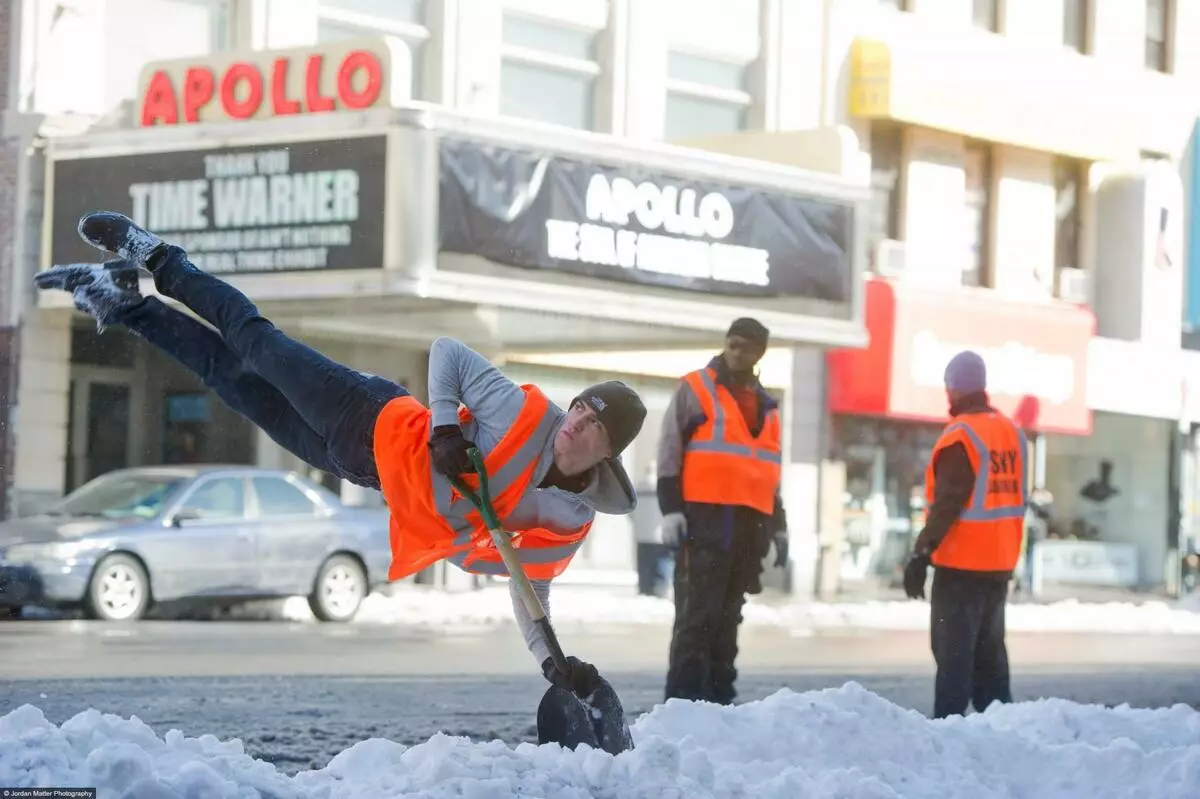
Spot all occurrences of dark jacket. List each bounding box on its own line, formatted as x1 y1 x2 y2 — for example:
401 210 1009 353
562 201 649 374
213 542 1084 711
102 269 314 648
656 356 787 554
913 391 1016 581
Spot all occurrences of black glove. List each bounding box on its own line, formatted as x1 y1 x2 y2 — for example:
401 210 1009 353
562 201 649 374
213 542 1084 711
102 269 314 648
772 530 789 568
428 424 475 478
903 553 930 600
542 655 600 697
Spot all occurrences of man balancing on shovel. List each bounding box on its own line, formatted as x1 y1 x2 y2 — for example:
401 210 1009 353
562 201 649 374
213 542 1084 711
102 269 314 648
35 211 648 754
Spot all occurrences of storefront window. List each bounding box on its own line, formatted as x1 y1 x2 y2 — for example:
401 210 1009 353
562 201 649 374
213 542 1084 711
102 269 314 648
500 14 601 131
663 52 752 140
833 416 943 583
317 0 429 101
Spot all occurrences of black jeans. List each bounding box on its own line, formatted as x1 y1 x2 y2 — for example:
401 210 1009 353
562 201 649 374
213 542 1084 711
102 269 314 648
115 245 408 489
929 567 1013 718
664 530 762 705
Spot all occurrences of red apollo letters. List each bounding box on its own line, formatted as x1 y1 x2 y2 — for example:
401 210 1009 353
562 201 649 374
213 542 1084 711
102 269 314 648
141 50 384 126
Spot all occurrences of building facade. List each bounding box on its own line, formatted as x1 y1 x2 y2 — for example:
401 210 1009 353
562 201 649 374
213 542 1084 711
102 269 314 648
2 0 872 595
817 0 1200 596
4 0 1200 597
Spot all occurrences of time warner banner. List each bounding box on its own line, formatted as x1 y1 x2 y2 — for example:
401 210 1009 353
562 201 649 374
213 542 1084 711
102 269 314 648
437 135 855 303
47 136 388 274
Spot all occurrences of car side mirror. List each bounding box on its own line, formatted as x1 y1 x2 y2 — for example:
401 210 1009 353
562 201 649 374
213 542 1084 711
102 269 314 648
170 509 202 527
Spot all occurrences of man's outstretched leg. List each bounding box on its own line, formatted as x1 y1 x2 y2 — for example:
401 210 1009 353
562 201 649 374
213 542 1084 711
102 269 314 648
34 259 341 479
76 212 405 484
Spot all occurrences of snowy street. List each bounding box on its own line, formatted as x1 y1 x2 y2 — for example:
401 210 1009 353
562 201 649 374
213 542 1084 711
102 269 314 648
2 605 1199 795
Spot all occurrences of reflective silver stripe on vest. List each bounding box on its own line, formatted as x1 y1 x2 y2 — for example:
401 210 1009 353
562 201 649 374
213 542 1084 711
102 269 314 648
446 533 587 575
684 369 781 464
946 421 1029 522
429 406 563 544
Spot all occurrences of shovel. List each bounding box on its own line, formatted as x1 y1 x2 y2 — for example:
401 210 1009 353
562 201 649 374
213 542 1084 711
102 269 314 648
448 447 635 755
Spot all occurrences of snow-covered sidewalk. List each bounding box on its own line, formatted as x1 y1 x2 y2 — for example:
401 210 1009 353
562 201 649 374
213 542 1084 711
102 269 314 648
3 682 1197 798
249 584 1200 635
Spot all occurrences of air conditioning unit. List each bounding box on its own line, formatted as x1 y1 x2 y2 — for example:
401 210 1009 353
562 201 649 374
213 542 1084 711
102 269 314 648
873 239 906 278
1055 267 1090 304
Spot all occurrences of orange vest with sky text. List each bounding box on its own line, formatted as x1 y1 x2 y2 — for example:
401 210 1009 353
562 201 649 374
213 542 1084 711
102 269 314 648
924 411 1029 572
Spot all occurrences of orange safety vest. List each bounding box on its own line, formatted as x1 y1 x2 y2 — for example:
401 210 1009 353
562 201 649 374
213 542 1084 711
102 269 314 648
372 384 592 582
680 367 782 515
924 410 1029 572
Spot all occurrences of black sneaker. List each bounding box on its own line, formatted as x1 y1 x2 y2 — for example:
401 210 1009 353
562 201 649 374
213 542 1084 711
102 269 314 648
77 211 165 268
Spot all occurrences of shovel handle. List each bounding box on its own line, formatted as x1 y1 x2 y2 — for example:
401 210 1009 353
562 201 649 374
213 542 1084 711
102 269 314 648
449 448 570 677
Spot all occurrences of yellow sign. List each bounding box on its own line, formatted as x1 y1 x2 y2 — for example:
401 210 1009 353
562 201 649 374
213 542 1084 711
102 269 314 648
848 38 891 118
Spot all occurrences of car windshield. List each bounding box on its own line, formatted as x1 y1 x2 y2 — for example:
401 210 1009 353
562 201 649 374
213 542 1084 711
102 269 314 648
52 473 187 520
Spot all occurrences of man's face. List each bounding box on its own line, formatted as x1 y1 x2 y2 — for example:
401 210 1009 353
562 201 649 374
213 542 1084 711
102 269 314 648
722 334 764 374
553 400 612 476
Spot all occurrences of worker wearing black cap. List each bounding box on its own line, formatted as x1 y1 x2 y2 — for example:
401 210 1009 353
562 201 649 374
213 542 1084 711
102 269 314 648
657 317 788 704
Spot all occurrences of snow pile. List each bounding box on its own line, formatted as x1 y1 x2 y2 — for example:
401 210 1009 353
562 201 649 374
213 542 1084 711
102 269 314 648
3 683 1199 798
253 584 1200 635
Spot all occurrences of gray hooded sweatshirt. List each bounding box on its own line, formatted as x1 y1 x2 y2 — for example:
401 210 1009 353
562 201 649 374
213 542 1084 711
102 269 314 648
426 337 638 665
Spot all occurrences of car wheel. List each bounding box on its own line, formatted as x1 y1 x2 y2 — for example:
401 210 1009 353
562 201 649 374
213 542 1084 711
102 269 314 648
0 606 21 620
308 554 366 623
85 553 151 621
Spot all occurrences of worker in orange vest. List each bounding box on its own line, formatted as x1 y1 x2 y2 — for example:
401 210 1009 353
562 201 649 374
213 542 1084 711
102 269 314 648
903 349 1029 718
37 211 648 699
657 318 788 704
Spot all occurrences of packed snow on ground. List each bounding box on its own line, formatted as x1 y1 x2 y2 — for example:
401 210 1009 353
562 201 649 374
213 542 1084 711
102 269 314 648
239 583 1200 635
3 682 1197 798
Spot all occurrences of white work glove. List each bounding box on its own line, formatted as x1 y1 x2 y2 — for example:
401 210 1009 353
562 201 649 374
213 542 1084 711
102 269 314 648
659 512 688 548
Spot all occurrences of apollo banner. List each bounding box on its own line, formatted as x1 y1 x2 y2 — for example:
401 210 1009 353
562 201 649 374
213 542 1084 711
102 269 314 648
47 136 387 274
437 136 855 302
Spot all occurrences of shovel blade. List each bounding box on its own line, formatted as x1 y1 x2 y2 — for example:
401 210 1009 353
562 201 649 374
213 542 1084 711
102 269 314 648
536 677 635 756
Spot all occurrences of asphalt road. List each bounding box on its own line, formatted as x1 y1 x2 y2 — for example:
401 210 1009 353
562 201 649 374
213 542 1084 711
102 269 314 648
2 619 1199 774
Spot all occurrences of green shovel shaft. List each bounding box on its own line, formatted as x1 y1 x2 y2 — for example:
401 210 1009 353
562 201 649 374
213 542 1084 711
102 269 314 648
450 448 571 677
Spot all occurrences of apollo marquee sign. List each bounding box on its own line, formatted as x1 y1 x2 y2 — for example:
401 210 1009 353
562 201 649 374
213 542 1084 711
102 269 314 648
136 37 413 127
437 136 855 302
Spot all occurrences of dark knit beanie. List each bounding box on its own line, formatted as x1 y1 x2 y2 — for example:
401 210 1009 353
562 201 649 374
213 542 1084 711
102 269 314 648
727 317 770 350
572 380 647 458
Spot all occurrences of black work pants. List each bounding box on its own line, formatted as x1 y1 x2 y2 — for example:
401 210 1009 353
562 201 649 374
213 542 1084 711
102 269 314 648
114 245 407 489
664 533 761 705
930 567 1013 718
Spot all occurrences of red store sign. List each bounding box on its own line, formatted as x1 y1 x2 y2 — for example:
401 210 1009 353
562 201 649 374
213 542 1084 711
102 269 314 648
137 37 412 127
826 277 1095 435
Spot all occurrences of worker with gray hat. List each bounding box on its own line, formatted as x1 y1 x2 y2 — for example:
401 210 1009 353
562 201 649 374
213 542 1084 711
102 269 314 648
656 317 789 705
903 349 1029 719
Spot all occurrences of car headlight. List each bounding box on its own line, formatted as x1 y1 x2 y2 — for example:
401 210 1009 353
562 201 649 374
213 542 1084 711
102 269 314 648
4 541 99 564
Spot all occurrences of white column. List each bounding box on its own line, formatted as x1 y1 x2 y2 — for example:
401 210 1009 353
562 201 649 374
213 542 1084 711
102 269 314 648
777 345 827 598
12 310 71 513
448 0 502 116
616 0 667 140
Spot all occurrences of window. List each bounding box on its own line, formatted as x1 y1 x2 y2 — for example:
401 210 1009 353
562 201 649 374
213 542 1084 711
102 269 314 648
99 0 230 113
868 123 903 248
972 0 998 32
179 477 245 522
1054 158 1085 272
1063 0 1088 52
962 143 992 287
252 477 318 517
316 0 429 100
663 53 753 140
500 14 601 131
1145 0 1171 72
